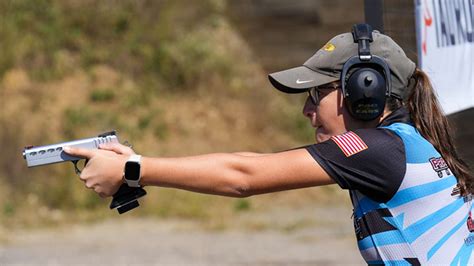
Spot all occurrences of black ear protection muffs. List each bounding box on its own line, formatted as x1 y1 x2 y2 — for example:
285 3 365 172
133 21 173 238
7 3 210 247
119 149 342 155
341 24 392 121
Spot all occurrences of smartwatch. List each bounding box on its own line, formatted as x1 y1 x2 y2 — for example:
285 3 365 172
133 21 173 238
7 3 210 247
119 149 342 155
124 154 142 187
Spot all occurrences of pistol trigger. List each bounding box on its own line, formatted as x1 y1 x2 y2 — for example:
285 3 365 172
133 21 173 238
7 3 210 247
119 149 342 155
72 160 82 175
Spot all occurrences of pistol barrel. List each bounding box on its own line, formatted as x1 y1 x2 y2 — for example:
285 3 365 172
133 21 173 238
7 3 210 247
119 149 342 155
23 134 119 167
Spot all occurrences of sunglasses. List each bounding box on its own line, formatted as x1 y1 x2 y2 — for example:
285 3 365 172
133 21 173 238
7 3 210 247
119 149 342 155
307 83 342 105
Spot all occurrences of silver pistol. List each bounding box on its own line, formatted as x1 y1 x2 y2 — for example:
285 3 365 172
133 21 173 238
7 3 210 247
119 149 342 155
22 131 147 214
23 131 119 169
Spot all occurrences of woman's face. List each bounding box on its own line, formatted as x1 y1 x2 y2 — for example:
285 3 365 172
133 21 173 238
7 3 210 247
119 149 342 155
302 82 352 143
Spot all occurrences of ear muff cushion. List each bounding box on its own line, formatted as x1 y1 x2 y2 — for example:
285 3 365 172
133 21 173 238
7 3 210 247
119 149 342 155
345 68 387 121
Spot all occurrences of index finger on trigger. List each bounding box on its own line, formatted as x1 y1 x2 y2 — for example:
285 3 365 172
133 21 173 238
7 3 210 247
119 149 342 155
63 146 95 159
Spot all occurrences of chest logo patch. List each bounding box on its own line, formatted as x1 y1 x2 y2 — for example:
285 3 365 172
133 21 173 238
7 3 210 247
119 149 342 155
467 212 474 233
331 131 368 157
429 157 451 178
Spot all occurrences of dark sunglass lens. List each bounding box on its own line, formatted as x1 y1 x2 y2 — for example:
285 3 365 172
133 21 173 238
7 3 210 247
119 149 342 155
308 88 318 105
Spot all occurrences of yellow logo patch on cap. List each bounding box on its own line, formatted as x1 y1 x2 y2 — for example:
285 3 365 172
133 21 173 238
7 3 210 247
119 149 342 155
323 43 335 52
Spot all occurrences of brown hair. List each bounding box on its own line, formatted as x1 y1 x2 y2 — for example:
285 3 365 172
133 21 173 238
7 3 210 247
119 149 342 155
399 68 473 195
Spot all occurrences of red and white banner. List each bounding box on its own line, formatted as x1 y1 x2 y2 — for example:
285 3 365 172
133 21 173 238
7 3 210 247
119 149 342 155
415 0 474 114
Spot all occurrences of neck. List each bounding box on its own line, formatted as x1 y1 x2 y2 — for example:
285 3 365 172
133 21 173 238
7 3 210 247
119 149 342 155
348 111 392 130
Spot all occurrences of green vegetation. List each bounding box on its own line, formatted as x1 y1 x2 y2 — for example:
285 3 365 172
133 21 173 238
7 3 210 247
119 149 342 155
234 199 251 212
0 0 328 229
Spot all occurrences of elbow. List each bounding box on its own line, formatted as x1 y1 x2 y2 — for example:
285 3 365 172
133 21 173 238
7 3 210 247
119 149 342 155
232 179 252 198
222 174 252 198
220 153 256 198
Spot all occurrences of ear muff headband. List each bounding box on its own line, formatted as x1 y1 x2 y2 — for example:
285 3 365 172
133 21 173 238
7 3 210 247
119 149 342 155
341 24 392 121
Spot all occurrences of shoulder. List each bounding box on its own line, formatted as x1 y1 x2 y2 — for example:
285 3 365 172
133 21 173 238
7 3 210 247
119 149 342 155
306 128 406 202
382 122 442 163
308 127 404 163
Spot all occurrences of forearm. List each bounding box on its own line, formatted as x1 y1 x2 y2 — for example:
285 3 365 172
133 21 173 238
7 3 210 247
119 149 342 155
138 149 333 198
140 153 253 197
232 152 268 157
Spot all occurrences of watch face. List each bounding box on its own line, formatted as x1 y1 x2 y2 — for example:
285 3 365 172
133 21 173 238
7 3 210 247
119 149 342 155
125 161 140 181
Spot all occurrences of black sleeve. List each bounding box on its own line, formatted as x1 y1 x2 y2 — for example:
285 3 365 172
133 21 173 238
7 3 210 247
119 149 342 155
305 128 406 202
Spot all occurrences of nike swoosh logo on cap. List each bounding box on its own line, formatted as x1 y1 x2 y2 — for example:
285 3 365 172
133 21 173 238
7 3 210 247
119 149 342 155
296 79 314 84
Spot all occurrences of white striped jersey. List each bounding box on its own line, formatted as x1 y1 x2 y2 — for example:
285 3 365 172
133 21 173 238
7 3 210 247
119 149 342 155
306 108 473 265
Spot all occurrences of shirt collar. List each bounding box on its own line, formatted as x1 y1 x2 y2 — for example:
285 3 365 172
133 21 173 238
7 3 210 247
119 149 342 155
377 107 412 127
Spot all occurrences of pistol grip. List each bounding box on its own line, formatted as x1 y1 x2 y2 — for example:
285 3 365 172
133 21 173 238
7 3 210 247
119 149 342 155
110 183 147 214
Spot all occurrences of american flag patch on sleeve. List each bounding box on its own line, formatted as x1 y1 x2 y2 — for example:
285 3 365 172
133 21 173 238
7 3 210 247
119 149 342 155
331 131 368 157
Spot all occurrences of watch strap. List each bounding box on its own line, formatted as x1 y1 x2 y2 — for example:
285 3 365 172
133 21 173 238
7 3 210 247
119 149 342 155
128 154 141 163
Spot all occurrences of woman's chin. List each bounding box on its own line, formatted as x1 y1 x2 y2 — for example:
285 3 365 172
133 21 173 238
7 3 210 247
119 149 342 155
315 129 331 143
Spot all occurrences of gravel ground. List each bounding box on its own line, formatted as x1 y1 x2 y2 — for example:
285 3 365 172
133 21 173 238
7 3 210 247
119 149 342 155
0 206 365 266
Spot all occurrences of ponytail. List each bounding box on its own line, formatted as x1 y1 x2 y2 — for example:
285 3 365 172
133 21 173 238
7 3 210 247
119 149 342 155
406 68 473 195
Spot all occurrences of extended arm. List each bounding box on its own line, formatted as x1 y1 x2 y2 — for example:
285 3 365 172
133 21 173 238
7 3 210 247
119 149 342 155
64 143 335 198
140 149 334 197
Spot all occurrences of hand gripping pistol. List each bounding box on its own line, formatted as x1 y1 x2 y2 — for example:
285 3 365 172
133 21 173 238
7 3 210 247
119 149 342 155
22 131 147 214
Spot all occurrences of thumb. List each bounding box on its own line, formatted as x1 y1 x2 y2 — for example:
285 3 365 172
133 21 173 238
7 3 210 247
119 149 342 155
63 146 95 159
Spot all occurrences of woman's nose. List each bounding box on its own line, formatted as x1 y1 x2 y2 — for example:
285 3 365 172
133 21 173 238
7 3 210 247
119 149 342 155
302 97 316 118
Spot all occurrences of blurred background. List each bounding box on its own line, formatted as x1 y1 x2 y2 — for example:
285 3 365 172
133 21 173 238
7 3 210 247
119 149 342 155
0 0 470 265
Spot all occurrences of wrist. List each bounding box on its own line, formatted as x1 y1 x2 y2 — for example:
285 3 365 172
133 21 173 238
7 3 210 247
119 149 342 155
138 156 149 186
123 154 142 187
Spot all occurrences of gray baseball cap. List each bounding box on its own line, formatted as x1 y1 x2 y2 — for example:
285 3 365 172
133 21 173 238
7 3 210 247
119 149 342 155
268 31 416 99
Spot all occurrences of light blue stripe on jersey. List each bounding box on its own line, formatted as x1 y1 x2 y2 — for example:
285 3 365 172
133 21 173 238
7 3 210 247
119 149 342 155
367 259 412 265
383 123 440 164
384 213 405 229
353 195 384 217
450 236 473 266
428 214 467 260
403 197 464 243
387 176 457 208
358 230 407 250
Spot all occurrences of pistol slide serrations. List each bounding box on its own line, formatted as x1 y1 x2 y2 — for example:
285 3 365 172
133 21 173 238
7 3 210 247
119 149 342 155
23 135 119 167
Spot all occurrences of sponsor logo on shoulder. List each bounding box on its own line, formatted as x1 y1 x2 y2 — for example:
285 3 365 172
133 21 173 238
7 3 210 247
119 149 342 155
429 157 451 178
